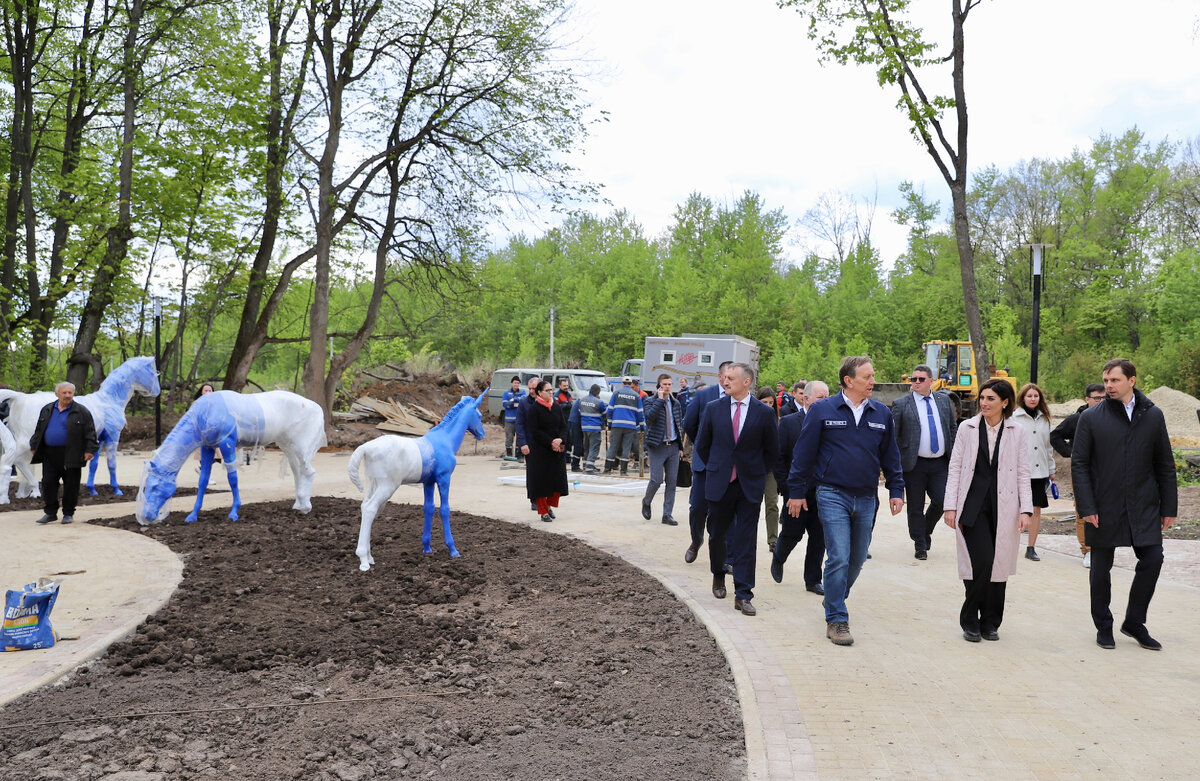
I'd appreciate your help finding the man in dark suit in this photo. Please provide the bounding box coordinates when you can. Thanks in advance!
[891,364,956,560]
[681,361,732,564]
[695,362,780,617]
[771,380,829,592]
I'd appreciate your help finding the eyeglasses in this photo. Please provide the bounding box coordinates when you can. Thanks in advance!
[1087,395,1105,401]
[911,377,929,384]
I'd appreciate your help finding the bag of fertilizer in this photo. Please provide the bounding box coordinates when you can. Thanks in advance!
[1,578,61,651]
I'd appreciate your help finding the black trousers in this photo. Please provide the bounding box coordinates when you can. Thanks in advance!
[775,489,825,587]
[904,456,948,552]
[1089,543,1163,631]
[41,446,82,517]
[688,469,710,550]
[959,506,1006,633]
[707,478,761,601]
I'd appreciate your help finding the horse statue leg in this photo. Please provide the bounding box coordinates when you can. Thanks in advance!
[355,478,391,571]
[86,438,103,496]
[421,481,436,554]
[219,437,241,521]
[187,446,218,523]
[437,475,460,559]
[284,447,315,514]
[105,441,122,495]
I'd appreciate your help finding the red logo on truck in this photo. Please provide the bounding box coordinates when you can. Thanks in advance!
[677,352,697,366]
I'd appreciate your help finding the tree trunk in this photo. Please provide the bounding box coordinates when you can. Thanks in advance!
[68,0,143,389]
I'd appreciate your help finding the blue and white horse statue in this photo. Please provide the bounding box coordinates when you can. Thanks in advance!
[0,356,161,503]
[347,392,486,571]
[135,390,326,525]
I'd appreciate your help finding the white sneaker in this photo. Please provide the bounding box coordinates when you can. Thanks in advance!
[1083,552,1091,568]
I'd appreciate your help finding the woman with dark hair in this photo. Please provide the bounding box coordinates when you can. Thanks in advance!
[756,385,781,551]
[192,383,216,401]
[943,379,1034,642]
[1012,382,1055,561]
[526,380,569,522]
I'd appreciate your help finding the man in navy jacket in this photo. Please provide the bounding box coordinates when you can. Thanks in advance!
[682,361,732,564]
[696,363,780,617]
[788,357,904,645]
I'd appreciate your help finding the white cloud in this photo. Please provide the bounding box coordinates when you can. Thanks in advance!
[504,0,1200,265]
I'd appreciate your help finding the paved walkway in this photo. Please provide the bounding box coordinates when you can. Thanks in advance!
[3,451,1200,780]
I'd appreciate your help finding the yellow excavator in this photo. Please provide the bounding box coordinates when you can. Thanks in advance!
[872,340,1019,419]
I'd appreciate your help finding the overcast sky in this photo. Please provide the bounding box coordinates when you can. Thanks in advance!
[506,0,1200,266]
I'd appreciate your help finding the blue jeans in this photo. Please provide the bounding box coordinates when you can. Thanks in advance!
[817,485,879,624]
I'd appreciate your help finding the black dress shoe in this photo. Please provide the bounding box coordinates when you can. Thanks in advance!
[661,516,678,526]
[1120,622,1162,650]
[963,628,982,643]
[734,598,756,616]
[805,582,824,595]
[35,513,56,525]
[724,562,734,575]
[530,501,538,511]
[1025,546,1040,561]
[641,500,652,521]
[981,628,999,641]
[1096,629,1116,649]
[712,576,727,600]
[770,557,783,583]
[915,550,927,560]
[684,545,698,564]
[61,515,74,525]
[548,508,556,519]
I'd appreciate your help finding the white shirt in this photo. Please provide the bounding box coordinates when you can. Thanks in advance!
[842,392,869,425]
[1122,397,1135,421]
[913,391,946,458]
[729,395,749,439]
[984,418,1003,458]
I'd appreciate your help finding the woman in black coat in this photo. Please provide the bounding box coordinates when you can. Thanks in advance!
[526,380,569,522]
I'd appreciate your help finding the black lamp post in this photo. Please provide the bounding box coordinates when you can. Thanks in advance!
[1021,244,1052,385]
[154,296,162,447]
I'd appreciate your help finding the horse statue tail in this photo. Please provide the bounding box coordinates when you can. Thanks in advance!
[347,443,366,493]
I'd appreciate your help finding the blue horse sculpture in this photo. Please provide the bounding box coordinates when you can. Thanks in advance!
[0,356,160,502]
[135,390,326,525]
[347,392,486,570]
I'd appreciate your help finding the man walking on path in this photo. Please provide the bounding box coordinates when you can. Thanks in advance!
[641,374,686,526]
[891,364,956,561]
[681,361,732,564]
[1050,382,1106,568]
[1072,359,1177,651]
[695,363,780,617]
[603,377,644,476]
[788,356,904,646]
[772,381,829,593]
[30,382,98,525]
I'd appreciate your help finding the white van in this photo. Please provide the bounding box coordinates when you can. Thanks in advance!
[485,368,611,419]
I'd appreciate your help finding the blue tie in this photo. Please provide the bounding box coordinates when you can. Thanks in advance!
[665,399,675,441]
[925,396,940,454]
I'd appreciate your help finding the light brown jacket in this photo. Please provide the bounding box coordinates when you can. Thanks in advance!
[945,415,1034,582]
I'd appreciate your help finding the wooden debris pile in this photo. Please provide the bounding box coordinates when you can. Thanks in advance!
[337,396,442,435]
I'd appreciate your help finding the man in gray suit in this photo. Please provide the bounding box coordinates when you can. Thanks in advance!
[891,364,956,560]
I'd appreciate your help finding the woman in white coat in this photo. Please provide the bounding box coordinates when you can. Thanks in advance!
[1012,383,1055,561]
[944,379,1034,642]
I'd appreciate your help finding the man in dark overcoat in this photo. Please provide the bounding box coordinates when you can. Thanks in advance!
[30,381,99,525]
[1072,358,1177,651]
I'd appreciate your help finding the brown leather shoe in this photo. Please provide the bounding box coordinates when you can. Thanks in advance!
[684,545,698,564]
[712,576,727,599]
[734,598,756,616]
[827,622,853,646]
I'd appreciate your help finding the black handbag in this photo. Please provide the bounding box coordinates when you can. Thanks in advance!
[677,458,692,488]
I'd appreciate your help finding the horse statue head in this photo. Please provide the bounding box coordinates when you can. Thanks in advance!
[135,459,177,525]
[129,356,162,398]
[467,391,487,441]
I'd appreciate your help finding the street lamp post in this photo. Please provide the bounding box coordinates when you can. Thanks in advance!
[153,296,162,447]
[1021,244,1052,385]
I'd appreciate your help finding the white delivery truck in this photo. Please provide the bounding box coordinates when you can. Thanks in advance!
[614,334,759,390]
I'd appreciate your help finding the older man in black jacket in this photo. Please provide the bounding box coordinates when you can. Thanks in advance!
[1072,359,1177,651]
[29,382,99,525]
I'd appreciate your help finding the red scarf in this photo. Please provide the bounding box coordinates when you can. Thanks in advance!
[536,395,553,410]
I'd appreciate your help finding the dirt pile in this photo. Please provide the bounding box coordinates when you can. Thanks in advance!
[0,498,744,780]
[1148,386,1200,441]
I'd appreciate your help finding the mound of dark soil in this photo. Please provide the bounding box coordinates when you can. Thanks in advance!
[0,498,743,780]
[0,484,201,513]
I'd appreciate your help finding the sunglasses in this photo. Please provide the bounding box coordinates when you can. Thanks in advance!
[911,377,930,383]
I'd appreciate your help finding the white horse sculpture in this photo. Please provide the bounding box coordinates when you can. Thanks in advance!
[135,390,326,525]
[348,392,485,571]
[0,356,161,503]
